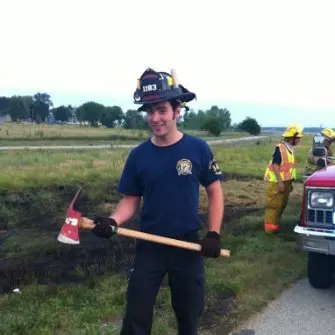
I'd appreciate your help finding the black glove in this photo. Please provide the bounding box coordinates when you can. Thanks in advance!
[199,231,221,258]
[317,158,326,168]
[91,217,117,238]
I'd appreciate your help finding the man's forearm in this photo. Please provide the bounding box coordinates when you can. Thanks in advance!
[109,195,141,226]
[272,164,282,182]
[207,186,224,234]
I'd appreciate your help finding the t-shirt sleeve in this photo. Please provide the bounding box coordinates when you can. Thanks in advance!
[117,150,143,196]
[271,146,282,165]
[199,143,224,187]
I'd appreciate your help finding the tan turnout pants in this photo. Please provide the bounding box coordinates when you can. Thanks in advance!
[264,180,293,233]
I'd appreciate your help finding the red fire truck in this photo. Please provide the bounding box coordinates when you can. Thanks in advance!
[294,135,335,289]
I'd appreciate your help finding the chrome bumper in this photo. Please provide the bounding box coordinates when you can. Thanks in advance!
[294,225,335,255]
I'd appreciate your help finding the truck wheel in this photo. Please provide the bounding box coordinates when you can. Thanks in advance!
[307,252,334,289]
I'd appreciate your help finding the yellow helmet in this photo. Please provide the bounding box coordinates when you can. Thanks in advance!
[282,124,304,138]
[321,128,335,142]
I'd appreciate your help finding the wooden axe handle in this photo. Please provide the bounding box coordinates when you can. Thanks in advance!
[80,217,230,257]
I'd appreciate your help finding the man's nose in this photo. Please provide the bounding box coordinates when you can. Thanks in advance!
[150,112,160,122]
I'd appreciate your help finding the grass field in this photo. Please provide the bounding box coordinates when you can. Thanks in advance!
[0,122,254,144]
[0,123,150,140]
[0,125,313,335]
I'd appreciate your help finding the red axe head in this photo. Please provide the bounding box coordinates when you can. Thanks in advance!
[57,187,83,245]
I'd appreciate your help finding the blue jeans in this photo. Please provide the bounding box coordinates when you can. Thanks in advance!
[120,232,205,335]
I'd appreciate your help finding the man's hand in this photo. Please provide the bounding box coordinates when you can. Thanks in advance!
[273,165,284,192]
[199,231,221,258]
[278,181,285,192]
[91,217,118,238]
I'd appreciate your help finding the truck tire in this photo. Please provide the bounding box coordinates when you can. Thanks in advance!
[307,252,334,289]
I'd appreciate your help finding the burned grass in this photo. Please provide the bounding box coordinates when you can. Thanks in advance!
[0,178,306,335]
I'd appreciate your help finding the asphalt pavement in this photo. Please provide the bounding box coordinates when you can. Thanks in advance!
[232,279,335,335]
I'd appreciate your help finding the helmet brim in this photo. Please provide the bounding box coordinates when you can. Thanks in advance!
[136,92,196,112]
[282,133,303,138]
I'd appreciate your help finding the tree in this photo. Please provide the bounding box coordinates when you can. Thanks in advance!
[181,106,231,132]
[77,101,105,126]
[8,96,31,120]
[202,116,222,136]
[206,106,231,130]
[123,109,147,129]
[182,110,207,130]
[53,105,71,122]
[0,97,11,116]
[32,93,53,122]
[237,117,261,135]
[101,106,124,128]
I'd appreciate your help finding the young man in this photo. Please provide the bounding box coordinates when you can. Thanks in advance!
[263,125,303,234]
[304,128,335,177]
[90,68,225,334]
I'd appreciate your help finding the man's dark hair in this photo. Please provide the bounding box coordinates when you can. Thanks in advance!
[170,99,181,110]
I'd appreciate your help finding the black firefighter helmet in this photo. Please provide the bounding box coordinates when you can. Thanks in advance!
[133,68,196,111]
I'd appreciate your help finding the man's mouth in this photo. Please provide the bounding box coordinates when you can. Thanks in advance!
[151,124,165,130]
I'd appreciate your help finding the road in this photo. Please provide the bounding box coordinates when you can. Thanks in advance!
[0,136,269,151]
[232,279,335,335]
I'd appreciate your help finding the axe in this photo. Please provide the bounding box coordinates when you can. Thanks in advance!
[57,188,231,257]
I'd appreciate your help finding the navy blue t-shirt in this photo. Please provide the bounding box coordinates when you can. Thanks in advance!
[117,133,224,237]
[272,146,282,165]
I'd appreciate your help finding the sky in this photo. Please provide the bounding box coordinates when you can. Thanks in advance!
[0,0,334,127]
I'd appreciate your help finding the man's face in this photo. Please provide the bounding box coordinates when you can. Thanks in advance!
[144,101,180,137]
[287,137,301,146]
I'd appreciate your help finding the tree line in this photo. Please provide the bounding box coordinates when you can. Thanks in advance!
[0,93,261,136]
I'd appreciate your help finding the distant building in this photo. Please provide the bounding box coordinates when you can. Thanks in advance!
[0,114,11,124]
[46,112,56,124]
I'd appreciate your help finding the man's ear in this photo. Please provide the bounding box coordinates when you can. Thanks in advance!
[174,106,181,118]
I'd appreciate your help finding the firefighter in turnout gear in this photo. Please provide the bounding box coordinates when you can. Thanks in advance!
[263,125,303,233]
[304,128,335,177]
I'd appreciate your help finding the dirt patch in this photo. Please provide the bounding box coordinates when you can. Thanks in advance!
[0,179,265,295]
[224,205,260,223]
[199,289,236,334]
[0,206,258,295]
[0,233,137,293]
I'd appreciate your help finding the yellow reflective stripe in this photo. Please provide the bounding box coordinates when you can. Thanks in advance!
[279,144,295,180]
[264,143,296,182]
[267,163,295,171]
[278,144,289,164]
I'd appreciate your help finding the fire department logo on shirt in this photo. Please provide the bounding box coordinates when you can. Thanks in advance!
[176,159,192,176]
[209,159,222,175]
